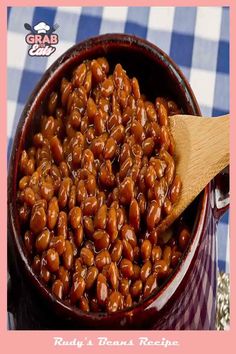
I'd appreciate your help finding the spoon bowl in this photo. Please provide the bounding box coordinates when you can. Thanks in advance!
[156,114,230,234]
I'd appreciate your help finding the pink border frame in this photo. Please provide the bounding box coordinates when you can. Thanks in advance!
[1,1,235,353]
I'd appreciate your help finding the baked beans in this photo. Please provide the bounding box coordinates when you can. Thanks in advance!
[17,57,186,314]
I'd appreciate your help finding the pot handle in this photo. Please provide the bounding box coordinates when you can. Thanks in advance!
[213,166,229,220]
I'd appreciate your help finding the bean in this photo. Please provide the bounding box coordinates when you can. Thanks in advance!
[155,97,168,126]
[69,207,82,229]
[40,265,51,283]
[146,122,161,144]
[132,77,141,99]
[122,240,134,261]
[84,70,92,93]
[130,280,142,298]
[142,137,155,156]
[58,266,70,294]
[140,260,152,282]
[143,274,157,298]
[151,246,162,263]
[46,248,59,272]
[33,133,44,147]
[107,291,122,313]
[113,64,124,87]
[91,60,105,83]
[19,176,30,190]
[146,200,161,231]
[83,216,94,238]
[124,294,133,308]
[47,197,59,230]
[87,97,97,122]
[57,211,68,239]
[97,57,109,74]
[80,247,94,266]
[19,204,30,223]
[131,120,144,143]
[82,196,98,216]
[35,230,50,254]
[145,165,157,189]
[70,110,81,129]
[41,115,56,138]
[50,136,64,163]
[97,273,108,305]
[163,197,172,215]
[145,102,157,122]
[107,207,118,241]
[95,250,111,270]
[30,206,47,234]
[154,178,168,207]
[163,246,172,267]
[153,259,168,278]
[93,230,110,251]
[120,224,137,248]
[128,199,140,232]
[77,180,87,204]
[133,246,140,262]
[85,266,99,290]
[170,175,182,204]
[108,262,119,290]
[120,143,131,164]
[68,185,76,210]
[119,259,134,278]
[58,178,71,208]
[168,100,180,115]
[59,161,69,178]
[132,264,141,280]
[40,182,54,202]
[73,225,84,248]
[160,150,175,185]
[110,239,123,262]
[178,228,190,251]
[119,157,133,181]
[141,239,152,261]
[137,193,147,215]
[101,77,114,97]
[119,278,129,296]
[97,191,106,208]
[159,125,170,150]
[62,240,73,270]
[94,205,107,230]
[73,63,87,87]
[171,251,182,267]
[110,124,125,143]
[49,235,65,255]
[119,177,134,205]
[71,275,86,304]
[85,174,96,196]
[79,296,90,312]
[90,136,106,157]
[104,137,117,160]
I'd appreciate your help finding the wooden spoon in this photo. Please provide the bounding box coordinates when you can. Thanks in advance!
[156,114,229,235]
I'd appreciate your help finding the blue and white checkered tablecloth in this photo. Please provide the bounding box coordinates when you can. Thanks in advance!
[7,6,229,273]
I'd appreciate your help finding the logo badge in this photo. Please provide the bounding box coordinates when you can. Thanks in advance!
[24,21,59,57]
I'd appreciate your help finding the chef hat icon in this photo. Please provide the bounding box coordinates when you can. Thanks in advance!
[34,22,50,34]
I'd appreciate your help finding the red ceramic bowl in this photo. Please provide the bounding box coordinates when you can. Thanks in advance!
[7,34,229,330]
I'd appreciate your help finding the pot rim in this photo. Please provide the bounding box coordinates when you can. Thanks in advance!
[8,33,206,322]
